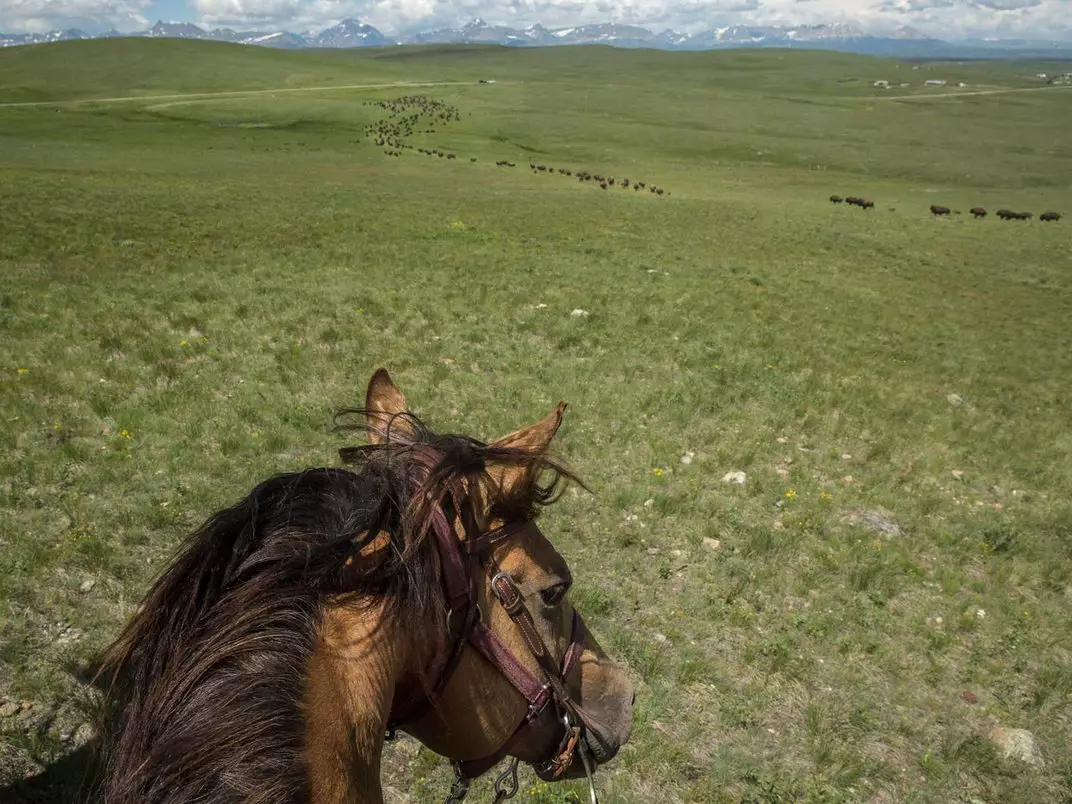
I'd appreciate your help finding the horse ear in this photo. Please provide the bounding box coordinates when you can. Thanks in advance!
[490,402,567,452]
[365,368,414,445]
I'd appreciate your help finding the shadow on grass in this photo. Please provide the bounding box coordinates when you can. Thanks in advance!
[0,743,100,804]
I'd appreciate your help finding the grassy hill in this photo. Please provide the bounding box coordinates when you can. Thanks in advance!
[1,39,1070,803]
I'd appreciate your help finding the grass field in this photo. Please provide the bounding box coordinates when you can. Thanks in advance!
[1,38,1071,803]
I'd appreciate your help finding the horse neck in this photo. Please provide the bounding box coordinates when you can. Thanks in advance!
[304,599,413,804]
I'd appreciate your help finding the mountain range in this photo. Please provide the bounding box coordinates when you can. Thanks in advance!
[3,17,1072,58]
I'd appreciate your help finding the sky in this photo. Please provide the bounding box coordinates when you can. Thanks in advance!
[1,0,1069,41]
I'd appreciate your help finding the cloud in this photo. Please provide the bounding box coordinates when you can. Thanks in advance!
[1,0,1069,40]
[0,0,151,32]
[971,0,1040,9]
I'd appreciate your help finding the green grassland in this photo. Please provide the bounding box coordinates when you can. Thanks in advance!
[1,39,1071,803]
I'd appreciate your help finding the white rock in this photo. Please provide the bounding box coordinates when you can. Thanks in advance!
[947,393,964,406]
[643,499,654,508]
[653,633,668,644]
[570,309,589,318]
[79,578,95,593]
[702,537,722,551]
[952,469,966,480]
[680,451,694,465]
[989,726,1044,767]
[722,471,747,486]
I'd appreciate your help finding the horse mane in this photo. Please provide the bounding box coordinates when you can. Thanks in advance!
[94,411,578,804]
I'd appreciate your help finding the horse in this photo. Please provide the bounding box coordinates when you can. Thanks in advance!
[93,369,635,803]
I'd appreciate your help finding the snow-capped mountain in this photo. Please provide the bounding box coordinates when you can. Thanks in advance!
[0,27,90,47]
[313,19,387,48]
[0,17,1068,57]
[146,22,210,39]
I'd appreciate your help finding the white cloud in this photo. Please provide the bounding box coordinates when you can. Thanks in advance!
[2,0,1069,40]
[0,0,151,32]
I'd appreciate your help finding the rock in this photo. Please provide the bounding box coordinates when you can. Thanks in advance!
[670,549,686,558]
[841,475,855,484]
[680,451,694,465]
[79,578,96,593]
[702,537,722,551]
[947,393,964,406]
[952,469,965,480]
[841,453,852,460]
[0,701,18,717]
[776,437,789,444]
[71,722,96,748]
[962,691,978,704]
[653,632,668,644]
[646,547,660,556]
[842,507,901,537]
[722,471,747,486]
[989,726,1044,767]
[570,309,589,318]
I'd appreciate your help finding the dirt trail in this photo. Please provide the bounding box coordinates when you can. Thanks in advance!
[859,84,1072,101]
[0,80,479,109]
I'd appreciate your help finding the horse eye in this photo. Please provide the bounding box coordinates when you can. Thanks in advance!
[540,582,571,607]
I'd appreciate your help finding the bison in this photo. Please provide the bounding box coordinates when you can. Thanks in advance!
[970,207,987,219]
[830,195,844,204]
[930,205,951,217]
[1040,211,1061,222]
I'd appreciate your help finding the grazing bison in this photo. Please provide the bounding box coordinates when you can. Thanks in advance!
[1040,211,1062,222]
[970,207,987,219]
[930,205,951,217]
[859,199,874,210]
[996,209,1017,220]
[830,195,844,204]
[1016,212,1033,220]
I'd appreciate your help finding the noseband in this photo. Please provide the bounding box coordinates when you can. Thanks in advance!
[385,480,602,803]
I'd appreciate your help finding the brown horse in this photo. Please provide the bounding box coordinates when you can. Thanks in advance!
[94,369,635,803]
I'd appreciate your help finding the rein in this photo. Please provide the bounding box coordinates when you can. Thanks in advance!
[385,475,601,803]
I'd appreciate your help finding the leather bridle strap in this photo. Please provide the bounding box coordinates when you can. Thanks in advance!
[383,474,596,791]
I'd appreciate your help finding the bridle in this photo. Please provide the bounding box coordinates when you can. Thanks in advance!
[384,475,604,804]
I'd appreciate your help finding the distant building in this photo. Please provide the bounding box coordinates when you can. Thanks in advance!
[873,80,890,88]
[925,79,947,86]
[1036,73,1048,79]
[956,82,968,88]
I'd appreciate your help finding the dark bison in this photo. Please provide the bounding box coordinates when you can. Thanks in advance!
[859,199,874,210]
[970,207,987,219]
[996,209,1016,220]
[1040,211,1061,222]
[930,205,951,217]
[830,195,844,204]
[1015,212,1033,221]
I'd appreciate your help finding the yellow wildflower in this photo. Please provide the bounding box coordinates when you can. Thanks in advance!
[652,468,665,477]
[16,367,29,374]
[119,429,132,440]
[785,489,797,500]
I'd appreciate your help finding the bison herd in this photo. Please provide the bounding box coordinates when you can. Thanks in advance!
[831,195,1060,223]
[364,94,671,200]
[929,205,1061,222]
[831,195,875,210]
[527,165,668,196]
